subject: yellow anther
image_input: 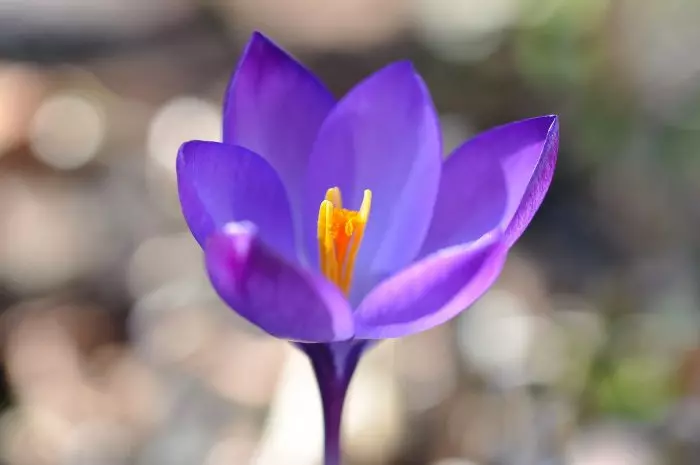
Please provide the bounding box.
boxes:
[325,186,342,208]
[316,188,372,295]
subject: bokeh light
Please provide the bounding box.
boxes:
[30,93,105,170]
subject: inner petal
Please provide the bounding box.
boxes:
[317,187,372,295]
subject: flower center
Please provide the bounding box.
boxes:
[317,187,372,295]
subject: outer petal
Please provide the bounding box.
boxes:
[353,231,506,339]
[304,62,442,301]
[503,116,559,246]
[223,32,335,243]
[177,141,297,263]
[205,223,354,342]
[420,115,558,255]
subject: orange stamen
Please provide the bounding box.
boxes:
[317,188,372,295]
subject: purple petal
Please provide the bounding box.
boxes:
[223,32,335,243]
[205,223,354,342]
[177,141,297,263]
[419,140,509,256]
[353,231,507,339]
[503,116,559,246]
[304,62,442,301]
[421,115,558,254]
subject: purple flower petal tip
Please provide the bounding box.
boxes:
[205,223,354,342]
[502,114,559,246]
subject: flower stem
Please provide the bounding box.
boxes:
[319,378,344,465]
[301,342,365,465]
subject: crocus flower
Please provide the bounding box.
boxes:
[177,32,558,465]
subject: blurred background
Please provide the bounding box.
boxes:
[0,0,699,464]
